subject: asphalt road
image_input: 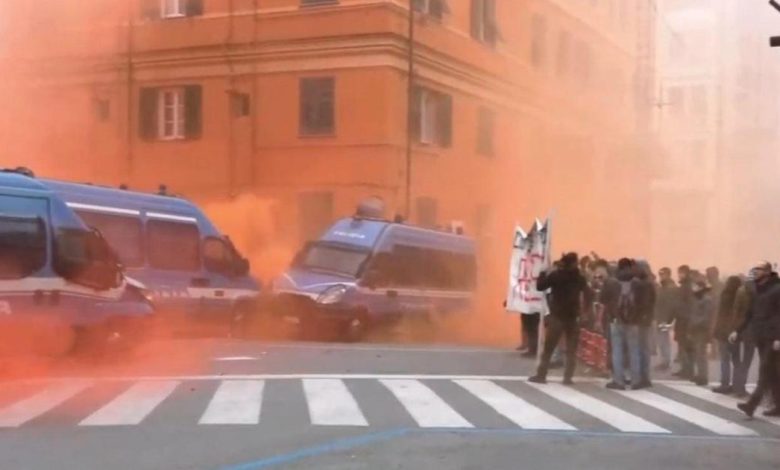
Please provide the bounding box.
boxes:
[0,339,778,470]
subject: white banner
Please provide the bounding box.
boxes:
[505,219,551,314]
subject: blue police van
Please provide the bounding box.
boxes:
[39,177,261,335]
[270,210,477,340]
[0,169,153,355]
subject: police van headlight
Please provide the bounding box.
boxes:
[317,285,348,305]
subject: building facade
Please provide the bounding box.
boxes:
[0,0,656,270]
[653,0,780,271]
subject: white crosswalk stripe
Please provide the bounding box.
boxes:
[0,377,775,437]
[303,379,368,426]
[199,380,265,425]
[0,381,92,428]
[380,379,473,428]
[665,384,780,427]
[456,380,575,430]
[615,389,757,436]
[526,382,670,433]
[80,381,180,426]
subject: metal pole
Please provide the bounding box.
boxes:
[404,0,415,220]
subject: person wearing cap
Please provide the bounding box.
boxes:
[733,262,780,417]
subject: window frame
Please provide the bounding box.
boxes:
[299,77,336,136]
[157,88,186,141]
[161,0,186,18]
[146,219,202,272]
[74,210,145,269]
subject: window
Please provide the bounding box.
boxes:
[412,87,452,147]
[470,0,498,46]
[139,85,202,141]
[203,238,233,274]
[95,98,110,122]
[531,14,547,67]
[413,0,449,19]
[0,215,47,280]
[159,88,185,140]
[300,77,335,136]
[232,92,251,118]
[144,0,203,19]
[147,220,200,271]
[294,242,370,277]
[75,211,144,268]
[416,197,438,228]
[387,245,476,291]
[556,31,571,77]
[476,107,495,156]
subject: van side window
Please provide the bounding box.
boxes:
[76,211,144,267]
[147,220,200,271]
[0,215,47,280]
[203,238,232,274]
[390,245,476,291]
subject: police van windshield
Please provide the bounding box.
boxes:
[0,215,47,280]
[295,242,370,278]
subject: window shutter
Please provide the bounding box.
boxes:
[410,86,422,142]
[141,0,160,20]
[139,88,158,140]
[437,93,452,147]
[184,85,203,139]
[470,0,481,39]
[186,0,204,16]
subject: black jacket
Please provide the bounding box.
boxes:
[655,280,680,325]
[738,274,780,341]
[599,269,655,326]
[675,279,694,335]
[537,267,587,322]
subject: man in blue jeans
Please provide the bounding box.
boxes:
[654,267,679,371]
[601,258,646,390]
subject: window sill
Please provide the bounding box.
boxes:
[161,13,187,19]
[298,132,337,139]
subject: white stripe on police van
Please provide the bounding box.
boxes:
[380,379,472,428]
[80,381,179,426]
[303,379,368,426]
[526,382,669,433]
[145,212,198,223]
[0,277,125,300]
[0,381,92,427]
[455,380,575,431]
[615,389,757,436]
[66,202,140,216]
[199,380,264,425]
[186,288,259,301]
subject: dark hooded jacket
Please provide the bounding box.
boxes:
[599,267,654,326]
[537,267,587,322]
[688,287,715,336]
[655,279,680,325]
[738,273,780,341]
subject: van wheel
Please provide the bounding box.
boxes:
[34,325,77,357]
[340,315,369,343]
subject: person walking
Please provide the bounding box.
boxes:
[735,262,780,417]
[601,258,642,390]
[654,267,679,371]
[688,280,715,386]
[528,252,587,386]
[730,273,757,397]
[711,276,743,394]
[635,260,657,388]
[674,265,695,379]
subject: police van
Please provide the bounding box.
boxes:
[0,169,153,355]
[270,207,477,340]
[39,177,261,334]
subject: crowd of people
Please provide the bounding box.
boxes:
[522,253,780,418]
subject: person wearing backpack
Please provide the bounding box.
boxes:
[602,258,643,390]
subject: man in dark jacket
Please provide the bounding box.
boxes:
[635,260,657,388]
[654,267,679,371]
[528,252,587,385]
[674,265,695,379]
[735,262,780,417]
[688,280,715,386]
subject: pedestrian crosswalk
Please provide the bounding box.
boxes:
[0,376,777,438]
